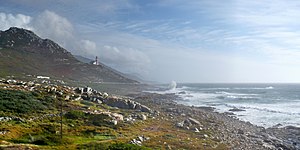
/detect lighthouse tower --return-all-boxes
[93,56,99,65]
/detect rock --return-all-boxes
[228,108,246,112]
[130,136,150,146]
[138,136,144,142]
[195,128,200,133]
[0,131,8,135]
[103,97,130,109]
[273,123,283,128]
[140,105,152,113]
[74,96,82,101]
[111,120,118,125]
[188,117,200,125]
[237,129,244,134]
[140,114,147,120]
[184,119,192,126]
[103,97,152,112]
[0,117,12,122]
[65,95,70,100]
[178,91,186,94]
[74,87,84,94]
[111,113,124,121]
[83,87,92,94]
[5,79,17,84]
[128,101,137,109]
[263,143,276,149]
[176,121,184,128]
[103,92,109,98]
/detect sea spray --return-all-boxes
[168,81,177,90]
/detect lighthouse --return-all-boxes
[92,56,99,65]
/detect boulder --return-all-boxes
[83,87,92,94]
[188,117,200,125]
[103,97,152,113]
[103,92,109,98]
[140,105,152,113]
[74,87,84,94]
[176,121,184,128]
[111,120,118,125]
[139,114,147,120]
[103,97,130,109]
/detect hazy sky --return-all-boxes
[1,0,300,83]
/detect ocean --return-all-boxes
[149,82,300,128]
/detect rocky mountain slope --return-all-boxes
[0,27,137,83]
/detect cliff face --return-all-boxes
[0,27,137,83]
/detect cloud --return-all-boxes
[32,10,75,48]
[0,12,32,30]
[80,40,97,54]
[100,45,151,74]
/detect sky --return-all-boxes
[1,0,300,83]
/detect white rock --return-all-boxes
[112,120,118,125]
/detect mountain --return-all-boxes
[0,27,137,83]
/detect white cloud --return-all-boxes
[101,45,151,74]
[32,10,75,48]
[0,12,32,30]
[80,40,97,54]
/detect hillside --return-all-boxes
[74,55,146,83]
[0,27,137,83]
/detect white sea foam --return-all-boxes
[233,86,274,90]
[174,84,300,128]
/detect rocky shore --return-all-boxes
[0,77,299,149]
[130,92,299,150]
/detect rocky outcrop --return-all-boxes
[102,97,152,113]
[74,86,152,113]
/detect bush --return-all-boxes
[0,89,47,114]
[13,134,73,146]
[87,114,111,126]
[65,110,85,119]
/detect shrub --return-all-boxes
[65,110,85,119]
[0,89,47,114]
[87,114,111,126]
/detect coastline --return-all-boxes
[129,91,299,149]
[0,78,299,149]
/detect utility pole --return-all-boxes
[60,98,63,139]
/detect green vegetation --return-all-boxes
[0,89,48,114]
[0,84,227,150]
[65,110,85,120]
[77,142,151,150]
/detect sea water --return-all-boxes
[148,83,300,128]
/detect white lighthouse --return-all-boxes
[92,56,99,65]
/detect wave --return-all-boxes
[198,87,231,90]
[168,81,177,90]
[233,86,274,90]
[216,91,258,96]
[223,104,300,116]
